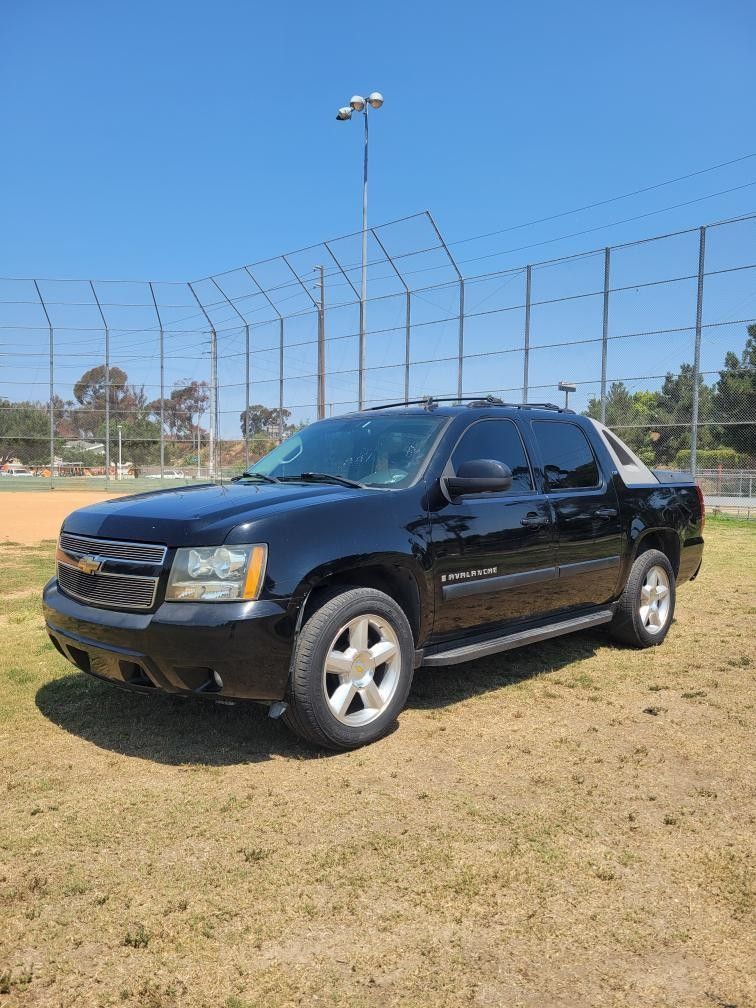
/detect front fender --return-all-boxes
[227,487,434,639]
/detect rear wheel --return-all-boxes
[283,587,415,750]
[610,548,676,647]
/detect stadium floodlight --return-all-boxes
[335,89,384,408]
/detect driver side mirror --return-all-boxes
[444,459,513,498]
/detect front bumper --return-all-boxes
[43,579,295,701]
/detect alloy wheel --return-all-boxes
[322,614,401,726]
[639,564,671,634]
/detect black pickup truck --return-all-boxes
[43,398,704,750]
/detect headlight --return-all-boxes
[166,543,267,602]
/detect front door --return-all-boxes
[429,418,559,643]
[529,418,624,609]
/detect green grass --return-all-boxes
[707,512,755,530]
[0,526,754,1007]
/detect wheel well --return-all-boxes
[301,565,422,644]
[635,529,681,576]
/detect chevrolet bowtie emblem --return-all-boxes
[76,555,103,575]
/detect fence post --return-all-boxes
[425,212,464,400]
[89,283,110,483]
[244,324,251,468]
[33,281,54,484]
[242,265,285,440]
[691,226,706,476]
[316,265,326,420]
[368,227,412,405]
[210,329,218,477]
[104,324,110,481]
[187,283,219,478]
[148,285,166,480]
[159,326,165,477]
[405,290,411,403]
[457,279,465,399]
[279,318,285,441]
[523,265,531,401]
[600,247,610,425]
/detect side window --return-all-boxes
[451,420,533,494]
[533,421,600,490]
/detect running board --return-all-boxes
[422,610,614,667]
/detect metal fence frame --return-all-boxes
[1,209,755,487]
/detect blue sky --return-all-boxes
[1,0,755,428]
[2,0,754,280]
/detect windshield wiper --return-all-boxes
[281,472,364,489]
[232,472,280,484]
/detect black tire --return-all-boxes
[610,548,676,648]
[282,586,415,750]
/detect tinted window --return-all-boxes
[533,421,600,490]
[451,420,533,493]
[249,414,444,488]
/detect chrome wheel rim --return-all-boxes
[322,614,401,726]
[640,565,671,635]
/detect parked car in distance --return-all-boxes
[145,469,187,479]
[1,464,35,476]
[44,397,704,751]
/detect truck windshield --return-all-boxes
[245,414,445,489]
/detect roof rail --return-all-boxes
[365,395,574,414]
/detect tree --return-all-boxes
[713,325,756,458]
[585,382,658,457]
[240,404,291,439]
[51,394,80,439]
[150,381,209,440]
[72,364,148,435]
[0,399,53,466]
[112,415,162,467]
[67,364,164,466]
[651,363,715,464]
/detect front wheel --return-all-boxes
[610,548,676,648]
[283,587,415,750]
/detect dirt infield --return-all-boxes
[0,491,127,544]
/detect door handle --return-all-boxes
[594,507,618,519]
[521,513,549,529]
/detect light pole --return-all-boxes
[336,91,384,409]
[314,265,326,419]
[558,381,577,410]
[117,424,122,480]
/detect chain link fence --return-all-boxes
[1,211,754,511]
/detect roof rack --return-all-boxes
[365,395,574,414]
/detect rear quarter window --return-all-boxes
[533,420,600,490]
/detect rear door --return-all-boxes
[430,417,559,641]
[529,419,623,609]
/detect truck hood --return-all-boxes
[61,481,367,547]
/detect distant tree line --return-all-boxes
[584,326,755,468]
[0,367,210,467]
[2,327,754,469]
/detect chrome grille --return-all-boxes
[59,532,167,565]
[57,563,158,610]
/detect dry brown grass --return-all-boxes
[0,520,754,1008]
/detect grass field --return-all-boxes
[0,519,754,1007]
